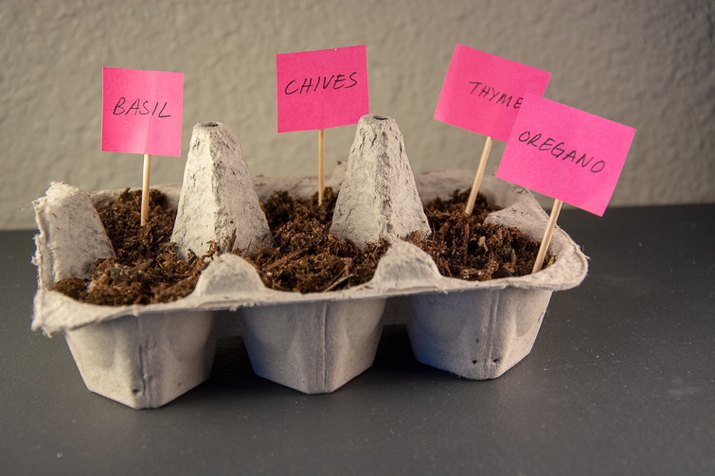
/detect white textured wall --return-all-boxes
[1,0,713,229]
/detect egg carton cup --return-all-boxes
[32,172,587,409]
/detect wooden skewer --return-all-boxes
[318,129,325,206]
[532,198,563,273]
[140,153,152,226]
[464,136,493,216]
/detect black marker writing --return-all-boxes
[467,81,523,109]
[284,71,359,95]
[517,130,605,174]
[112,97,171,118]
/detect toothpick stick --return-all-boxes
[465,136,493,216]
[532,198,563,273]
[318,128,325,206]
[140,153,151,226]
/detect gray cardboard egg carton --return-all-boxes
[32,116,587,409]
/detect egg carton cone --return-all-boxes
[31,124,587,409]
[171,121,271,258]
[330,115,430,245]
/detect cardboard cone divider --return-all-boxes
[330,115,431,246]
[172,122,272,257]
[31,115,588,409]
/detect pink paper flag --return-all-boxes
[101,67,184,157]
[434,43,551,142]
[496,94,636,216]
[276,45,369,133]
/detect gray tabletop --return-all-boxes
[2,205,714,475]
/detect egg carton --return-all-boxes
[31,119,587,409]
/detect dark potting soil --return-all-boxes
[50,186,550,305]
[50,189,216,305]
[243,188,548,291]
[236,188,390,293]
[407,189,550,281]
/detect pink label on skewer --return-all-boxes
[101,67,184,157]
[435,43,550,141]
[497,94,636,216]
[276,45,369,132]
